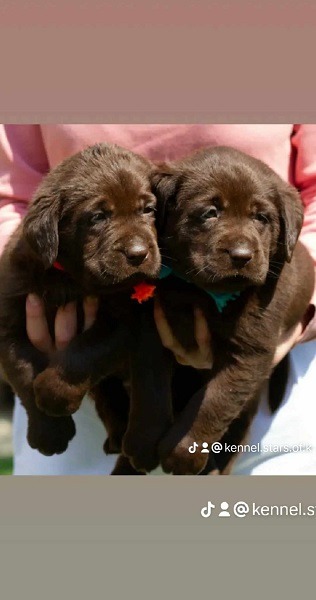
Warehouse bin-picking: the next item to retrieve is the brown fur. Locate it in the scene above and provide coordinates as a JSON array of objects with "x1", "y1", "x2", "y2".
[
  {"x1": 0, "y1": 143, "x2": 174, "y2": 469},
  {"x1": 148, "y1": 146, "x2": 315, "y2": 474},
  {"x1": 2, "y1": 143, "x2": 313, "y2": 476}
]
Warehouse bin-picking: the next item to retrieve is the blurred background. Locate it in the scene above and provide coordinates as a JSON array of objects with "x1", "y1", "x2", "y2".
[{"x1": 0, "y1": 376, "x2": 13, "y2": 474}]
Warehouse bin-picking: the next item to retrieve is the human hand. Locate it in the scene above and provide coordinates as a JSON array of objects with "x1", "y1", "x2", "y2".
[
  {"x1": 153, "y1": 299, "x2": 213, "y2": 369},
  {"x1": 154, "y1": 298, "x2": 316, "y2": 370},
  {"x1": 26, "y1": 294, "x2": 99, "y2": 417},
  {"x1": 26, "y1": 293, "x2": 99, "y2": 355},
  {"x1": 272, "y1": 304, "x2": 316, "y2": 366}
]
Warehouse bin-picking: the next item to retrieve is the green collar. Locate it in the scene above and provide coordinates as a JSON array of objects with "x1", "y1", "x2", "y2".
[{"x1": 159, "y1": 265, "x2": 241, "y2": 313}]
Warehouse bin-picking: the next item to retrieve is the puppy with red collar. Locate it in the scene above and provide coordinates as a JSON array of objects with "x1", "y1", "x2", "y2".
[{"x1": 0, "y1": 143, "x2": 171, "y2": 471}]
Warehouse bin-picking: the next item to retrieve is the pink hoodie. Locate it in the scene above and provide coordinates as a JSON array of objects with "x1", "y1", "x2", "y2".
[{"x1": 1, "y1": 124, "x2": 315, "y2": 339}]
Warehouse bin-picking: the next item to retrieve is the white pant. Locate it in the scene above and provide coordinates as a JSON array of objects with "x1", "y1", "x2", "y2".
[{"x1": 13, "y1": 341, "x2": 316, "y2": 475}]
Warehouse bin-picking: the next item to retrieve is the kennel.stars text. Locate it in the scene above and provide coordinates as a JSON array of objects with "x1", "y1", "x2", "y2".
[{"x1": 188, "y1": 442, "x2": 313, "y2": 454}]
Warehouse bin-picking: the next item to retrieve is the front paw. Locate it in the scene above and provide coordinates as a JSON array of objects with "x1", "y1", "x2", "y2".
[
  {"x1": 103, "y1": 433, "x2": 123, "y2": 455},
  {"x1": 34, "y1": 368, "x2": 86, "y2": 416},
  {"x1": 111, "y1": 455, "x2": 146, "y2": 475},
  {"x1": 122, "y1": 430, "x2": 162, "y2": 473},
  {"x1": 27, "y1": 414, "x2": 76, "y2": 456},
  {"x1": 159, "y1": 435, "x2": 209, "y2": 475}
]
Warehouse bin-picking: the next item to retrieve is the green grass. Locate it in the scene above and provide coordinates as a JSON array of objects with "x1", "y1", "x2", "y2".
[{"x1": 0, "y1": 457, "x2": 13, "y2": 475}]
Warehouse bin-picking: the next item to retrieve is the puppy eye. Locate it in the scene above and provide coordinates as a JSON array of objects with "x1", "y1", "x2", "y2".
[
  {"x1": 201, "y1": 206, "x2": 219, "y2": 220},
  {"x1": 253, "y1": 213, "x2": 269, "y2": 224},
  {"x1": 90, "y1": 211, "x2": 112, "y2": 224},
  {"x1": 143, "y1": 205, "x2": 156, "y2": 214}
]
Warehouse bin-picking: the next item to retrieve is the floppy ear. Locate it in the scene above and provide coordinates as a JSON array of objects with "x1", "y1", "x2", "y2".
[
  {"x1": 150, "y1": 164, "x2": 183, "y2": 232},
  {"x1": 23, "y1": 191, "x2": 60, "y2": 269},
  {"x1": 277, "y1": 182, "x2": 304, "y2": 262}
]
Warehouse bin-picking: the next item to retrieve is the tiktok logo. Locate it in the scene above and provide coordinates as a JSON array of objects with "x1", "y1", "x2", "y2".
[
  {"x1": 189, "y1": 442, "x2": 199, "y2": 453},
  {"x1": 187, "y1": 441, "x2": 211, "y2": 454},
  {"x1": 201, "y1": 501, "x2": 216, "y2": 518}
]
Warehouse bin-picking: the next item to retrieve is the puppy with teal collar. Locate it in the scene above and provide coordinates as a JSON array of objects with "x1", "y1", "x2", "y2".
[{"x1": 148, "y1": 146, "x2": 314, "y2": 475}]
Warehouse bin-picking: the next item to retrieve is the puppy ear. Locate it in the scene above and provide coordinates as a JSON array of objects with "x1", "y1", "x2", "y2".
[
  {"x1": 23, "y1": 191, "x2": 60, "y2": 269},
  {"x1": 277, "y1": 182, "x2": 304, "y2": 262},
  {"x1": 150, "y1": 164, "x2": 182, "y2": 232}
]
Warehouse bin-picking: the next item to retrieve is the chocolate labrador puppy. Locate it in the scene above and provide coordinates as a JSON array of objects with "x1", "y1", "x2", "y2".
[
  {"x1": 147, "y1": 146, "x2": 314, "y2": 474},
  {"x1": 107, "y1": 146, "x2": 313, "y2": 475},
  {"x1": 0, "y1": 142, "x2": 173, "y2": 470}
]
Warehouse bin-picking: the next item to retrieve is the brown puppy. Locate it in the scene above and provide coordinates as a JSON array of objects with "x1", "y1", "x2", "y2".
[
  {"x1": 148, "y1": 146, "x2": 315, "y2": 475},
  {"x1": 0, "y1": 143, "x2": 171, "y2": 469}
]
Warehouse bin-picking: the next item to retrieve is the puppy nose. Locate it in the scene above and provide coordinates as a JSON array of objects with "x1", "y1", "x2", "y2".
[
  {"x1": 124, "y1": 243, "x2": 149, "y2": 266},
  {"x1": 228, "y1": 244, "x2": 253, "y2": 267}
]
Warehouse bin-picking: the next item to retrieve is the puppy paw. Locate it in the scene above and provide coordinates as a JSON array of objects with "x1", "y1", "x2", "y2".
[
  {"x1": 34, "y1": 368, "x2": 86, "y2": 417},
  {"x1": 122, "y1": 431, "x2": 161, "y2": 473},
  {"x1": 199, "y1": 458, "x2": 220, "y2": 476},
  {"x1": 103, "y1": 433, "x2": 123, "y2": 455},
  {"x1": 159, "y1": 436, "x2": 209, "y2": 475},
  {"x1": 27, "y1": 415, "x2": 76, "y2": 456},
  {"x1": 111, "y1": 455, "x2": 146, "y2": 475}
]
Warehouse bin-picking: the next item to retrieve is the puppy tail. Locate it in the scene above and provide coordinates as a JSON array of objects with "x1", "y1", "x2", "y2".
[{"x1": 268, "y1": 355, "x2": 289, "y2": 413}]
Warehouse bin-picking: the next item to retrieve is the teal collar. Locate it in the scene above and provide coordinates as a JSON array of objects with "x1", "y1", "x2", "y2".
[{"x1": 159, "y1": 265, "x2": 241, "y2": 313}]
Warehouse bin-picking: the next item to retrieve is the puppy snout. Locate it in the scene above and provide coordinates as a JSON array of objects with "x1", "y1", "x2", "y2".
[
  {"x1": 123, "y1": 241, "x2": 149, "y2": 266},
  {"x1": 228, "y1": 244, "x2": 253, "y2": 268}
]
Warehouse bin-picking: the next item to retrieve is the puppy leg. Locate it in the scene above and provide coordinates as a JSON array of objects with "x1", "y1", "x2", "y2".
[
  {"x1": 198, "y1": 453, "x2": 220, "y2": 475},
  {"x1": 33, "y1": 322, "x2": 130, "y2": 416},
  {"x1": 158, "y1": 350, "x2": 274, "y2": 475},
  {"x1": 111, "y1": 455, "x2": 146, "y2": 475},
  {"x1": 122, "y1": 308, "x2": 174, "y2": 473},
  {"x1": 0, "y1": 340, "x2": 76, "y2": 455},
  {"x1": 172, "y1": 365, "x2": 221, "y2": 475},
  {"x1": 268, "y1": 356, "x2": 289, "y2": 413},
  {"x1": 214, "y1": 395, "x2": 259, "y2": 474},
  {"x1": 93, "y1": 377, "x2": 130, "y2": 455}
]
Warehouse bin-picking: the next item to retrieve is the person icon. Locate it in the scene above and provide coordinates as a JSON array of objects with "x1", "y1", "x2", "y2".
[
  {"x1": 219, "y1": 502, "x2": 231, "y2": 517},
  {"x1": 201, "y1": 442, "x2": 210, "y2": 453}
]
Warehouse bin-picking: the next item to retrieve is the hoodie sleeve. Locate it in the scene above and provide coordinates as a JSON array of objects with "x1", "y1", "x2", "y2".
[
  {"x1": 291, "y1": 124, "x2": 316, "y2": 341},
  {"x1": 0, "y1": 124, "x2": 49, "y2": 255}
]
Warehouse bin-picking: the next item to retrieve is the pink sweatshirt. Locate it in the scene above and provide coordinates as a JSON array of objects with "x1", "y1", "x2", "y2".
[{"x1": 1, "y1": 124, "x2": 316, "y2": 339}]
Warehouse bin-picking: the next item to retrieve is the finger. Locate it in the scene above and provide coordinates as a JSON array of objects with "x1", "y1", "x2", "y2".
[
  {"x1": 177, "y1": 349, "x2": 213, "y2": 370},
  {"x1": 153, "y1": 299, "x2": 184, "y2": 355},
  {"x1": 174, "y1": 353, "x2": 190, "y2": 366},
  {"x1": 55, "y1": 302, "x2": 78, "y2": 351},
  {"x1": 296, "y1": 304, "x2": 316, "y2": 344},
  {"x1": 154, "y1": 299, "x2": 213, "y2": 368},
  {"x1": 83, "y1": 296, "x2": 99, "y2": 331},
  {"x1": 26, "y1": 294, "x2": 54, "y2": 354},
  {"x1": 272, "y1": 322, "x2": 303, "y2": 367},
  {"x1": 194, "y1": 306, "x2": 212, "y2": 361}
]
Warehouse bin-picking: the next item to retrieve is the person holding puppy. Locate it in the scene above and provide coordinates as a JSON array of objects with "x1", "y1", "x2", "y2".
[{"x1": 0, "y1": 124, "x2": 316, "y2": 475}]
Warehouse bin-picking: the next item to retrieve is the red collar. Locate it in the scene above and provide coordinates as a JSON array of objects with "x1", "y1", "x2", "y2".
[
  {"x1": 52, "y1": 261, "x2": 156, "y2": 303},
  {"x1": 52, "y1": 261, "x2": 65, "y2": 272}
]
